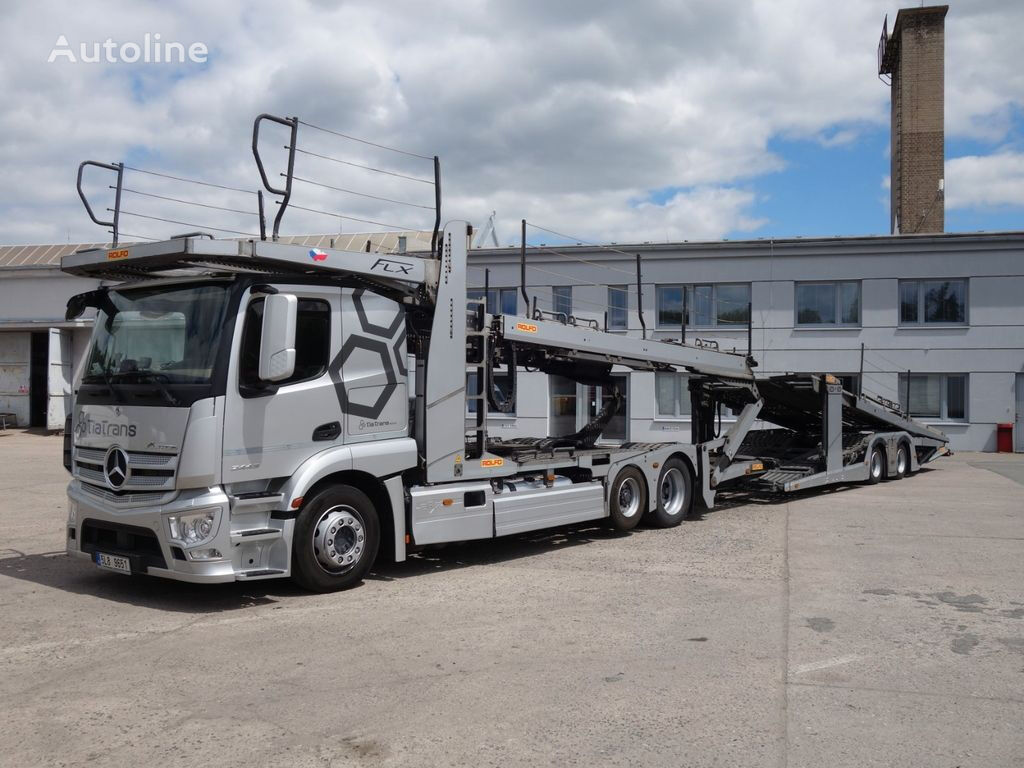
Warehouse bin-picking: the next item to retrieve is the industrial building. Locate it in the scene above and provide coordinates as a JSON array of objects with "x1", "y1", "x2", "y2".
[
  {"x1": 465, "y1": 230, "x2": 1024, "y2": 453},
  {"x1": 0, "y1": 4, "x2": 1020, "y2": 450}
]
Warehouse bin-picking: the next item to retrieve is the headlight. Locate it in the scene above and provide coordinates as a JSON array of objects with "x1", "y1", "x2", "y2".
[
  {"x1": 68, "y1": 499, "x2": 78, "y2": 524},
  {"x1": 166, "y1": 509, "x2": 220, "y2": 546}
]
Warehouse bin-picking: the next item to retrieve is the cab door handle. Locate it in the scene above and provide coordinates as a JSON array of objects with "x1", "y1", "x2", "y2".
[{"x1": 312, "y1": 421, "x2": 341, "y2": 441}]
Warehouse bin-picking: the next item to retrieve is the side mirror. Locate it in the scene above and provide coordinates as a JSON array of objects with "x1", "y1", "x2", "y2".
[{"x1": 258, "y1": 293, "x2": 297, "y2": 381}]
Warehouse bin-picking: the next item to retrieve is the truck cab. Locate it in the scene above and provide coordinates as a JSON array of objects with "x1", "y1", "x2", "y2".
[{"x1": 66, "y1": 266, "x2": 416, "y2": 589}]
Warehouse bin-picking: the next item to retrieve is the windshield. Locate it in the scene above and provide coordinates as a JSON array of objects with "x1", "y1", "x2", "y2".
[{"x1": 80, "y1": 283, "x2": 232, "y2": 405}]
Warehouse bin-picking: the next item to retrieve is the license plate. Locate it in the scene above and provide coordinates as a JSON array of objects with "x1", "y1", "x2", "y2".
[{"x1": 94, "y1": 552, "x2": 132, "y2": 574}]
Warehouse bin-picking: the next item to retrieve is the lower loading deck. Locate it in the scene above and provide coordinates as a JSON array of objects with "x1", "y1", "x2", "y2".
[{"x1": 486, "y1": 438, "x2": 672, "y2": 467}]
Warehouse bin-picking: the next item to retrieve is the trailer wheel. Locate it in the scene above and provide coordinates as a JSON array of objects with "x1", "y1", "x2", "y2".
[
  {"x1": 608, "y1": 466, "x2": 646, "y2": 531},
  {"x1": 291, "y1": 483, "x2": 380, "y2": 592},
  {"x1": 867, "y1": 447, "x2": 885, "y2": 484},
  {"x1": 647, "y1": 458, "x2": 693, "y2": 528},
  {"x1": 895, "y1": 443, "x2": 910, "y2": 479}
]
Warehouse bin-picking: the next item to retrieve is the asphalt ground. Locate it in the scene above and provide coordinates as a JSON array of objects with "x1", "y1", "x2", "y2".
[{"x1": 1, "y1": 429, "x2": 1022, "y2": 767}]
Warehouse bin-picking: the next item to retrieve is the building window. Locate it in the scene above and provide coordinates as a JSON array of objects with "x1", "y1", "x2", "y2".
[
  {"x1": 549, "y1": 376, "x2": 578, "y2": 436},
  {"x1": 837, "y1": 374, "x2": 860, "y2": 394},
  {"x1": 899, "y1": 279, "x2": 967, "y2": 325},
  {"x1": 466, "y1": 370, "x2": 515, "y2": 415},
  {"x1": 656, "y1": 283, "x2": 750, "y2": 328},
  {"x1": 655, "y1": 372, "x2": 691, "y2": 418},
  {"x1": 795, "y1": 281, "x2": 860, "y2": 326},
  {"x1": 608, "y1": 285, "x2": 628, "y2": 330},
  {"x1": 467, "y1": 288, "x2": 517, "y2": 316},
  {"x1": 898, "y1": 373, "x2": 967, "y2": 421},
  {"x1": 552, "y1": 286, "x2": 572, "y2": 318}
]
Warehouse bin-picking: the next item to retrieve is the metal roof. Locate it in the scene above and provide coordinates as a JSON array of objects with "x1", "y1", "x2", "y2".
[{"x1": 0, "y1": 231, "x2": 433, "y2": 269}]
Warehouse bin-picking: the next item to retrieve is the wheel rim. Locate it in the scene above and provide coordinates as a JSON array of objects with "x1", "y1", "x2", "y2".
[
  {"x1": 897, "y1": 447, "x2": 908, "y2": 474},
  {"x1": 618, "y1": 477, "x2": 641, "y2": 519},
  {"x1": 312, "y1": 504, "x2": 366, "y2": 574},
  {"x1": 660, "y1": 468, "x2": 686, "y2": 517},
  {"x1": 871, "y1": 451, "x2": 883, "y2": 479}
]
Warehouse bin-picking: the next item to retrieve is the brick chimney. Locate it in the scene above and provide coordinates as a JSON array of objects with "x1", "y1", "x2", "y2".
[{"x1": 878, "y1": 5, "x2": 948, "y2": 234}]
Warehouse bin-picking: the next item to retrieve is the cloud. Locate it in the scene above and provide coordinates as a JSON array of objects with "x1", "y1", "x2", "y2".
[
  {"x1": 945, "y1": 151, "x2": 1024, "y2": 209},
  {"x1": 0, "y1": 0, "x2": 1021, "y2": 245}
]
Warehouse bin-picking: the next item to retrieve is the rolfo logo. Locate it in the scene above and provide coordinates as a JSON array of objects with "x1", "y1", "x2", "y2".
[{"x1": 47, "y1": 34, "x2": 208, "y2": 64}]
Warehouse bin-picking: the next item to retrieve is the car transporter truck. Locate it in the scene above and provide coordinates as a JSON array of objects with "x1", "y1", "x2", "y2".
[{"x1": 61, "y1": 113, "x2": 950, "y2": 592}]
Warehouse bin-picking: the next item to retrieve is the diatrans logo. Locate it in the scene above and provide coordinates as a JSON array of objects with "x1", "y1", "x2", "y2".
[
  {"x1": 75, "y1": 414, "x2": 137, "y2": 438},
  {"x1": 48, "y1": 34, "x2": 208, "y2": 64}
]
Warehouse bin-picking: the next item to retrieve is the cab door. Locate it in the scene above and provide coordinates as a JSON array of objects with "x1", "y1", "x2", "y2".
[{"x1": 221, "y1": 284, "x2": 342, "y2": 486}]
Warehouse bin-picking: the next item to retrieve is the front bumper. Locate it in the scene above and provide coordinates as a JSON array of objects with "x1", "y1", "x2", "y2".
[{"x1": 66, "y1": 481, "x2": 293, "y2": 584}]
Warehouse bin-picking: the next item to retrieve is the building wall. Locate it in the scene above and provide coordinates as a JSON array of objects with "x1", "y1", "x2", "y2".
[
  {"x1": 0, "y1": 332, "x2": 30, "y2": 425},
  {"x1": 1, "y1": 233, "x2": 1021, "y2": 448},
  {"x1": 0, "y1": 267, "x2": 99, "y2": 427},
  {"x1": 468, "y1": 233, "x2": 1024, "y2": 452}
]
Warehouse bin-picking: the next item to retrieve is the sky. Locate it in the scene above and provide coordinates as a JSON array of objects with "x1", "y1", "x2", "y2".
[{"x1": 0, "y1": 0, "x2": 1021, "y2": 247}]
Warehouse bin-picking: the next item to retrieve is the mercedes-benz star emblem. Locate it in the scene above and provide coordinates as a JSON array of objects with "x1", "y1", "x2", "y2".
[{"x1": 104, "y1": 446, "x2": 129, "y2": 489}]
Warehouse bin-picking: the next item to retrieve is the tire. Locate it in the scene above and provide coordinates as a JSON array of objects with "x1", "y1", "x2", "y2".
[
  {"x1": 291, "y1": 483, "x2": 380, "y2": 592},
  {"x1": 866, "y1": 446, "x2": 885, "y2": 485},
  {"x1": 608, "y1": 466, "x2": 647, "y2": 531},
  {"x1": 895, "y1": 443, "x2": 910, "y2": 479},
  {"x1": 647, "y1": 458, "x2": 694, "y2": 528}
]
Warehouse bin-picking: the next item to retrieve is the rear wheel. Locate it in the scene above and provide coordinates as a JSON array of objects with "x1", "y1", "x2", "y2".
[
  {"x1": 895, "y1": 443, "x2": 910, "y2": 479},
  {"x1": 866, "y1": 447, "x2": 885, "y2": 485},
  {"x1": 648, "y1": 458, "x2": 693, "y2": 528},
  {"x1": 608, "y1": 466, "x2": 646, "y2": 531},
  {"x1": 291, "y1": 483, "x2": 379, "y2": 592}
]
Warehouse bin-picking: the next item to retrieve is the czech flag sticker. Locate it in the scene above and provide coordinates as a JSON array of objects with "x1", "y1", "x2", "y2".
[{"x1": 309, "y1": 248, "x2": 328, "y2": 262}]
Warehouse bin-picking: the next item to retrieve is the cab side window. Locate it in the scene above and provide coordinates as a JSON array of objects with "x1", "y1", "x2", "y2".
[{"x1": 239, "y1": 297, "x2": 331, "y2": 393}]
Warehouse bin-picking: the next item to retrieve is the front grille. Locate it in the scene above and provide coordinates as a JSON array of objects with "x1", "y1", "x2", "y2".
[
  {"x1": 79, "y1": 519, "x2": 168, "y2": 572},
  {"x1": 74, "y1": 446, "x2": 178, "y2": 494}
]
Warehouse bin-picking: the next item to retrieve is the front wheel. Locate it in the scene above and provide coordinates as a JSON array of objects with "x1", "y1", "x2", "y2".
[
  {"x1": 647, "y1": 458, "x2": 693, "y2": 528},
  {"x1": 608, "y1": 466, "x2": 647, "y2": 531},
  {"x1": 291, "y1": 483, "x2": 380, "y2": 592}
]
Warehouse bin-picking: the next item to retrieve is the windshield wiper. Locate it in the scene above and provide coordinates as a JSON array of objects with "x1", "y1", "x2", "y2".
[
  {"x1": 109, "y1": 371, "x2": 180, "y2": 406},
  {"x1": 83, "y1": 367, "x2": 124, "y2": 403}
]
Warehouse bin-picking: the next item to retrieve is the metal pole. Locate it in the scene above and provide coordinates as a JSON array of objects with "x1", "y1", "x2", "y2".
[
  {"x1": 257, "y1": 190, "x2": 266, "y2": 241},
  {"x1": 681, "y1": 288, "x2": 688, "y2": 344},
  {"x1": 484, "y1": 268, "x2": 490, "y2": 314},
  {"x1": 431, "y1": 156, "x2": 441, "y2": 259},
  {"x1": 747, "y1": 301, "x2": 752, "y2": 359},
  {"x1": 859, "y1": 343, "x2": 865, "y2": 396},
  {"x1": 636, "y1": 254, "x2": 646, "y2": 340},
  {"x1": 111, "y1": 162, "x2": 124, "y2": 246},
  {"x1": 905, "y1": 369, "x2": 911, "y2": 416},
  {"x1": 520, "y1": 219, "x2": 529, "y2": 311}
]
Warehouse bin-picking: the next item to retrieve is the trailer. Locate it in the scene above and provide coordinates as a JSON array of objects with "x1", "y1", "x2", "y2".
[{"x1": 60, "y1": 116, "x2": 948, "y2": 592}]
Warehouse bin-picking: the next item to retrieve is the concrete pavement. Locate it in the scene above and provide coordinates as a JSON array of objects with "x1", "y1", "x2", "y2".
[{"x1": 0, "y1": 429, "x2": 1022, "y2": 767}]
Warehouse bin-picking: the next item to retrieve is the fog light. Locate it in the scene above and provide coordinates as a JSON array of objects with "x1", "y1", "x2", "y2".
[
  {"x1": 67, "y1": 499, "x2": 78, "y2": 525},
  {"x1": 188, "y1": 548, "x2": 223, "y2": 561},
  {"x1": 166, "y1": 509, "x2": 220, "y2": 546}
]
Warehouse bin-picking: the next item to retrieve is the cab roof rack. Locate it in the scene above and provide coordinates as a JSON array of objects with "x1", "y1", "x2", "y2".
[{"x1": 62, "y1": 236, "x2": 434, "y2": 296}]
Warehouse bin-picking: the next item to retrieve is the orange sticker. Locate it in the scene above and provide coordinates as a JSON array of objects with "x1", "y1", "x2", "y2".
[
  {"x1": 107, "y1": 249, "x2": 130, "y2": 260},
  {"x1": 514, "y1": 322, "x2": 538, "y2": 333},
  {"x1": 480, "y1": 458, "x2": 504, "y2": 468}
]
